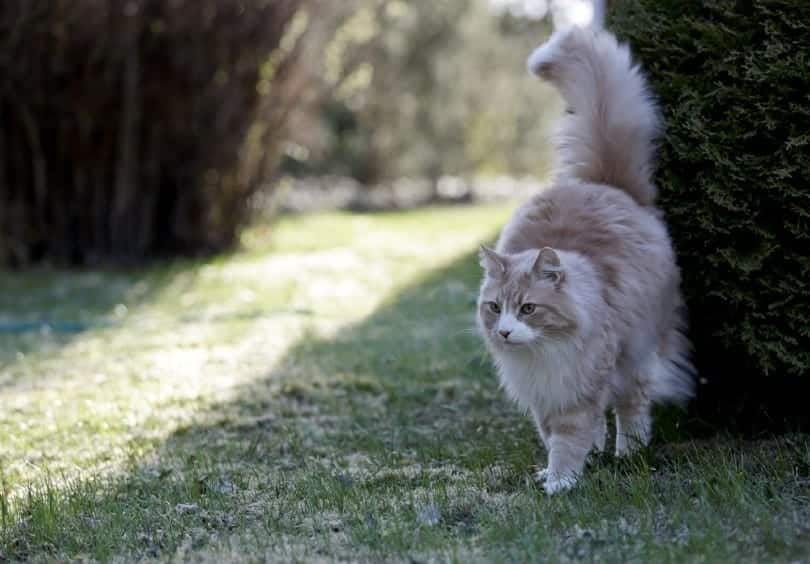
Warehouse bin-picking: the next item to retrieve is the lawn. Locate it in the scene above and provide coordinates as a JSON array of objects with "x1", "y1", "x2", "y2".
[{"x1": 1, "y1": 204, "x2": 809, "y2": 562}]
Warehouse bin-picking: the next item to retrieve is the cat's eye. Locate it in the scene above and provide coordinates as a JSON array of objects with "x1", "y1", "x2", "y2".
[
  {"x1": 520, "y1": 303, "x2": 536, "y2": 315},
  {"x1": 487, "y1": 302, "x2": 501, "y2": 314},
  {"x1": 543, "y1": 271, "x2": 560, "y2": 283}
]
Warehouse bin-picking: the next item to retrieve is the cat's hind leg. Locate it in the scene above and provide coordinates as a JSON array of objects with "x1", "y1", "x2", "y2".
[
  {"x1": 593, "y1": 413, "x2": 607, "y2": 453},
  {"x1": 614, "y1": 397, "x2": 652, "y2": 456}
]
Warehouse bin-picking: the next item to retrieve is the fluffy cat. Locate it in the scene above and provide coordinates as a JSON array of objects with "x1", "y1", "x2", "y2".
[{"x1": 476, "y1": 25, "x2": 694, "y2": 494}]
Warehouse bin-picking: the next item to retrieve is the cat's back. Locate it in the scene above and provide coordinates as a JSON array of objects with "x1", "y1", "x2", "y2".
[{"x1": 496, "y1": 180, "x2": 675, "y2": 284}]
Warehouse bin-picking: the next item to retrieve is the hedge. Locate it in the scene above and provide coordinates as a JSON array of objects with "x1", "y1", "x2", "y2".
[
  {"x1": 0, "y1": 0, "x2": 308, "y2": 266},
  {"x1": 610, "y1": 1, "x2": 810, "y2": 426}
]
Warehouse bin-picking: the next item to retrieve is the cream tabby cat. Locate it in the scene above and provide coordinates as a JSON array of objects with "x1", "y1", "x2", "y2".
[{"x1": 477, "y1": 26, "x2": 694, "y2": 494}]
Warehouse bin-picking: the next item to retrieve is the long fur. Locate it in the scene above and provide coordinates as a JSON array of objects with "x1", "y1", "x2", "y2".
[
  {"x1": 476, "y1": 26, "x2": 695, "y2": 494},
  {"x1": 527, "y1": 26, "x2": 660, "y2": 207}
]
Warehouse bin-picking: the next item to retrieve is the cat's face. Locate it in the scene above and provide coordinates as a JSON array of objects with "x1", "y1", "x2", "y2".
[{"x1": 477, "y1": 246, "x2": 578, "y2": 351}]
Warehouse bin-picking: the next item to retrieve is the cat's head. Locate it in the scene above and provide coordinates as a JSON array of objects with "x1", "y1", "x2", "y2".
[{"x1": 476, "y1": 245, "x2": 581, "y2": 351}]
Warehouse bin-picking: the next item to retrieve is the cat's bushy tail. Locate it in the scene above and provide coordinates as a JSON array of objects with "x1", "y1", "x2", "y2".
[
  {"x1": 528, "y1": 26, "x2": 659, "y2": 206},
  {"x1": 650, "y1": 310, "x2": 696, "y2": 405}
]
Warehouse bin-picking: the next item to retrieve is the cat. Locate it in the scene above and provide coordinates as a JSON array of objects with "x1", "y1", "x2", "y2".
[{"x1": 476, "y1": 25, "x2": 694, "y2": 494}]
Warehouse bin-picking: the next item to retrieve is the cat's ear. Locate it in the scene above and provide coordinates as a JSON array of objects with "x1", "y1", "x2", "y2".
[
  {"x1": 479, "y1": 245, "x2": 507, "y2": 278},
  {"x1": 532, "y1": 247, "x2": 565, "y2": 287}
]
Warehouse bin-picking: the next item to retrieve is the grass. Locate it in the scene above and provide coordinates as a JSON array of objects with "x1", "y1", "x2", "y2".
[{"x1": 0, "y1": 204, "x2": 809, "y2": 562}]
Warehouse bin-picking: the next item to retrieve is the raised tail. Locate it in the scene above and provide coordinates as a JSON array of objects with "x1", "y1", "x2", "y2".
[{"x1": 527, "y1": 26, "x2": 660, "y2": 206}]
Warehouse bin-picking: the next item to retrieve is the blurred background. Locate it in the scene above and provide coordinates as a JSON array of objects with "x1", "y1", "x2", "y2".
[{"x1": 0, "y1": 0, "x2": 567, "y2": 267}]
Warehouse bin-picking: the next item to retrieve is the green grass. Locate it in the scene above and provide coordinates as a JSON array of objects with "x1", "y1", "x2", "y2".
[{"x1": 1, "y1": 204, "x2": 809, "y2": 562}]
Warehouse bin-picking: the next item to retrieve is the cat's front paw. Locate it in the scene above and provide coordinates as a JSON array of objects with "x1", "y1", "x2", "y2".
[
  {"x1": 543, "y1": 473, "x2": 578, "y2": 495},
  {"x1": 535, "y1": 467, "x2": 549, "y2": 482}
]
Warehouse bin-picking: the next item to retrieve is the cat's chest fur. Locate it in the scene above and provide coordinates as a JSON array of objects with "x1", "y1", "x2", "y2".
[{"x1": 492, "y1": 342, "x2": 587, "y2": 415}]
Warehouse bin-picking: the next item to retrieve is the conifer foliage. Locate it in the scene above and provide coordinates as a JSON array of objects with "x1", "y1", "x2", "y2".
[{"x1": 611, "y1": 1, "x2": 810, "y2": 405}]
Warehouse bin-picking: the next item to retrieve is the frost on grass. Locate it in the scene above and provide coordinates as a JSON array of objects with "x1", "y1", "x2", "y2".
[{"x1": 416, "y1": 501, "x2": 442, "y2": 527}]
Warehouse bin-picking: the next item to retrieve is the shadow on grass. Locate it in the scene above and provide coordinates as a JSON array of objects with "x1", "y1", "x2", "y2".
[
  {"x1": 1, "y1": 246, "x2": 535, "y2": 560},
  {"x1": 1, "y1": 243, "x2": 785, "y2": 561}
]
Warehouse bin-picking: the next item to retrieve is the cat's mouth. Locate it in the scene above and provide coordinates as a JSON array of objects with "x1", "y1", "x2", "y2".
[{"x1": 497, "y1": 338, "x2": 530, "y2": 348}]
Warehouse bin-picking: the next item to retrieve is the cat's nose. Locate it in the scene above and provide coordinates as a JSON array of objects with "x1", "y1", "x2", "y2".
[{"x1": 499, "y1": 329, "x2": 511, "y2": 339}]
